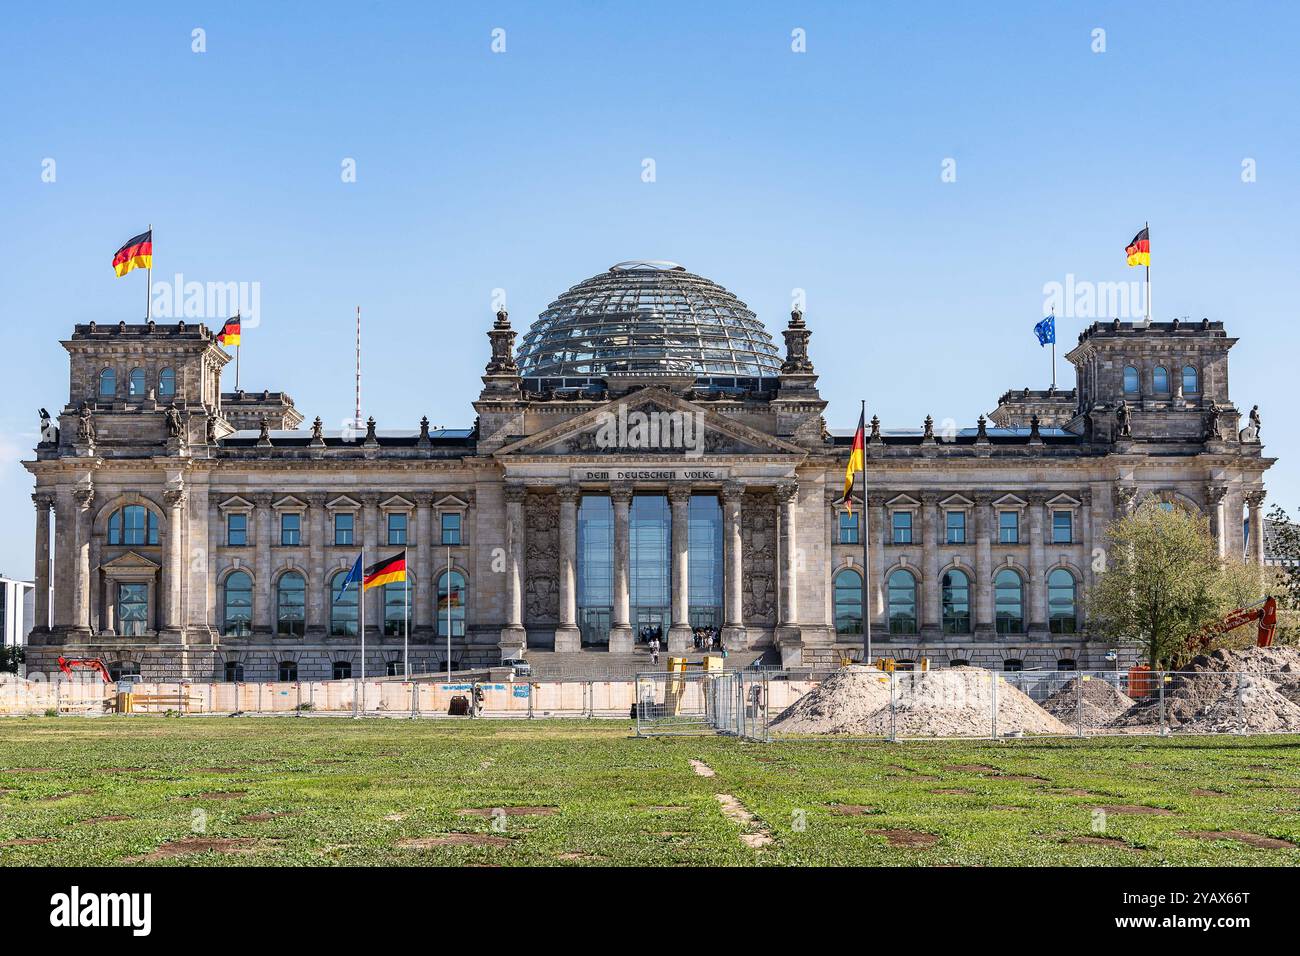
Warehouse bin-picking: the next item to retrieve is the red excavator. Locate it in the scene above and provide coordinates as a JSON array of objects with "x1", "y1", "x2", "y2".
[
  {"x1": 56, "y1": 656, "x2": 113, "y2": 683},
  {"x1": 1185, "y1": 596, "x2": 1278, "y2": 656}
]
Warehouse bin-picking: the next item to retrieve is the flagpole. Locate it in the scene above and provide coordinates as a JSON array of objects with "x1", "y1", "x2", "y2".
[
  {"x1": 234, "y1": 311, "x2": 241, "y2": 391},
  {"x1": 359, "y1": 545, "x2": 366, "y2": 686},
  {"x1": 1145, "y1": 220, "x2": 1151, "y2": 325},
  {"x1": 403, "y1": 554, "x2": 410, "y2": 679},
  {"x1": 861, "y1": 399, "x2": 872, "y2": 668},
  {"x1": 145, "y1": 223, "x2": 152, "y2": 321}
]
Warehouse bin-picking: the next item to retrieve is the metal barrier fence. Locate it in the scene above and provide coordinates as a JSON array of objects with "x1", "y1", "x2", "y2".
[
  {"x1": 739, "y1": 667, "x2": 1300, "y2": 742},
  {"x1": 634, "y1": 671, "x2": 745, "y2": 736}
]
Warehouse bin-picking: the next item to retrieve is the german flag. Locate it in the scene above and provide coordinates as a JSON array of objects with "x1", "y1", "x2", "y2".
[
  {"x1": 844, "y1": 407, "x2": 865, "y2": 514},
  {"x1": 111, "y1": 230, "x2": 153, "y2": 277},
  {"x1": 216, "y1": 314, "x2": 241, "y2": 347},
  {"x1": 1125, "y1": 226, "x2": 1150, "y2": 267},
  {"x1": 362, "y1": 551, "x2": 407, "y2": 590}
]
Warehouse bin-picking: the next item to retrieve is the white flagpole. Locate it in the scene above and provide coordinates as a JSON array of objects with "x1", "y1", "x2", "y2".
[
  {"x1": 403, "y1": 553, "x2": 410, "y2": 679},
  {"x1": 1145, "y1": 221, "x2": 1152, "y2": 324},
  {"x1": 359, "y1": 547, "x2": 366, "y2": 684},
  {"x1": 445, "y1": 545, "x2": 452, "y2": 681},
  {"x1": 861, "y1": 401, "x2": 871, "y2": 667},
  {"x1": 145, "y1": 223, "x2": 153, "y2": 320}
]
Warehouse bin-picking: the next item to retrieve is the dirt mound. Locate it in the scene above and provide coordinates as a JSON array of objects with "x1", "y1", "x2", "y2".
[
  {"x1": 1189, "y1": 646, "x2": 1300, "y2": 706},
  {"x1": 1041, "y1": 677, "x2": 1134, "y2": 726},
  {"x1": 1111, "y1": 669, "x2": 1300, "y2": 734},
  {"x1": 770, "y1": 665, "x2": 1072, "y2": 737}
]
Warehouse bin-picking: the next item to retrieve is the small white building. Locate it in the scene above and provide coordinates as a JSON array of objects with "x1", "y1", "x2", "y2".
[{"x1": 1, "y1": 576, "x2": 35, "y2": 650}]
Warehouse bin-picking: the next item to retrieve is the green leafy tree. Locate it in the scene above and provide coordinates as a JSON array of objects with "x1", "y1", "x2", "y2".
[
  {"x1": 1265, "y1": 504, "x2": 1300, "y2": 606},
  {"x1": 1089, "y1": 499, "x2": 1267, "y2": 668},
  {"x1": 0, "y1": 645, "x2": 23, "y2": 674}
]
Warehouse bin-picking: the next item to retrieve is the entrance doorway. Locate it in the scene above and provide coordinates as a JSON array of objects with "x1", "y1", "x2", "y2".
[{"x1": 579, "y1": 607, "x2": 611, "y2": 647}]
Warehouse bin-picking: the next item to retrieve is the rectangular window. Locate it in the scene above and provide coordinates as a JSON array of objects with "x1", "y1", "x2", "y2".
[
  {"x1": 387, "y1": 512, "x2": 408, "y2": 546},
  {"x1": 334, "y1": 512, "x2": 354, "y2": 546},
  {"x1": 838, "y1": 511, "x2": 859, "y2": 545},
  {"x1": 226, "y1": 513, "x2": 247, "y2": 547},
  {"x1": 1052, "y1": 510, "x2": 1073, "y2": 544},
  {"x1": 891, "y1": 511, "x2": 912, "y2": 545},
  {"x1": 440, "y1": 512, "x2": 462, "y2": 545},
  {"x1": 280, "y1": 512, "x2": 301, "y2": 546},
  {"x1": 945, "y1": 510, "x2": 966, "y2": 544},
  {"x1": 998, "y1": 511, "x2": 1019, "y2": 544}
]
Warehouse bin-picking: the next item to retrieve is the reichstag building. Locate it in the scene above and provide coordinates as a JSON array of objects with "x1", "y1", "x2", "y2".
[{"x1": 24, "y1": 260, "x2": 1274, "y2": 679}]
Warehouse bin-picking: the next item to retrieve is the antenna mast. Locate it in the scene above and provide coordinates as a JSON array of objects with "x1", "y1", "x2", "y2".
[{"x1": 355, "y1": 305, "x2": 362, "y2": 430}]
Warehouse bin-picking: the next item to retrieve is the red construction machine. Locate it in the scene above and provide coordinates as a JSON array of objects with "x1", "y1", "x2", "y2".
[
  {"x1": 1185, "y1": 596, "x2": 1278, "y2": 656},
  {"x1": 56, "y1": 656, "x2": 113, "y2": 683}
]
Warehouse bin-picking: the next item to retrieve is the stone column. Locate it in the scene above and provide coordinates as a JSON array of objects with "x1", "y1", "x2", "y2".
[
  {"x1": 775, "y1": 481, "x2": 800, "y2": 643},
  {"x1": 921, "y1": 493, "x2": 941, "y2": 636},
  {"x1": 306, "y1": 494, "x2": 327, "y2": 633},
  {"x1": 867, "y1": 493, "x2": 886, "y2": 630},
  {"x1": 554, "y1": 484, "x2": 581, "y2": 651},
  {"x1": 32, "y1": 494, "x2": 53, "y2": 632},
  {"x1": 162, "y1": 487, "x2": 188, "y2": 638},
  {"x1": 720, "y1": 482, "x2": 746, "y2": 649},
  {"x1": 973, "y1": 494, "x2": 993, "y2": 634},
  {"x1": 609, "y1": 484, "x2": 633, "y2": 652},
  {"x1": 414, "y1": 494, "x2": 433, "y2": 632},
  {"x1": 361, "y1": 494, "x2": 380, "y2": 637},
  {"x1": 1027, "y1": 495, "x2": 1046, "y2": 633},
  {"x1": 1206, "y1": 484, "x2": 1227, "y2": 559},
  {"x1": 71, "y1": 486, "x2": 94, "y2": 635},
  {"x1": 499, "y1": 484, "x2": 527, "y2": 656},
  {"x1": 253, "y1": 493, "x2": 273, "y2": 635},
  {"x1": 666, "y1": 484, "x2": 693, "y2": 652},
  {"x1": 1246, "y1": 489, "x2": 1266, "y2": 564}
]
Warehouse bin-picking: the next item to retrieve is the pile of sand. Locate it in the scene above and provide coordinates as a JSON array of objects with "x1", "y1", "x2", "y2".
[
  {"x1": 770, "y1": 665, "x2": 1072, "y2": 737},
  {"x1": 1110, "y1": 646, "x2": 1300, "y2": 733},
  {"x1": 1041, "y1": 677, "x2": 1135, "y2": 726}
]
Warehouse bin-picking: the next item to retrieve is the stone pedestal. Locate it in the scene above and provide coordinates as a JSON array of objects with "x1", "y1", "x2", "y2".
[{"x1": 608, "y1": 626, "x2": 634, "y2": 654}]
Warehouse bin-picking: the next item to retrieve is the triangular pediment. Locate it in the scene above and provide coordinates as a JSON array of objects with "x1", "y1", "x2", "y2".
[
  {"x1": 494, "y1": 387, "x2": 806, "y2": 458},
  {"x1": 993, "y1": 494, "x2": 1027, "y2": 508},
  {"x1": 272, "y1": 495, "x2": 307, "y2": 511},
  {"x1": 886, "y1": 493, "x2": 921, "y2": 509},
  {"x1": 326, "y1": 495, "x2": 361, "y2": 511},
  {"x1": 100, "y1": 550, "x2": 161, "y2": 571},
  {"x1": 940, "y1": 494, "x2": 974, "y2": 509},
  {"x1": 218, "y1": 495, "x2": 254, "y2": 513},
  {"x1": 380, "y1": 494, "x2": 414, "y2": 511},
  {"x1": 435, "y1": 494, "x2": 469, "y2": 510},
  {"x1": 1046, "y1": 493, "x2": 1081, "y2": 508}
]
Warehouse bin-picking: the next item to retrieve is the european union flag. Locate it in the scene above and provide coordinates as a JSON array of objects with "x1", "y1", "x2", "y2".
[
  {"x1": 1034, "y1": 314, "x2": 1056, "y2": 347},
  {"x1": 333, "y1": 553, "x2": 363, "y2": 604}
]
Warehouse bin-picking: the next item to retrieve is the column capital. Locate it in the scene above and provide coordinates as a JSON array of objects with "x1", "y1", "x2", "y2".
[
  {"x1": 667, "y1": 483, "x2": 693, "y2": 504},
  {"x1": 775, "y1": 481, "x2": 799, "y2": 504},
  {"x1": 306, "y1": 492, "x2": 330, "y2": 509},
  {"x1": 504, "y1": 483, "x2": 528, "y2": 505},
  {"x1": 721, "y1": 481, "x2": 745, "y2": 504},
  {"x1": 72, "y1": 487, "x2": 95, "y2": 509},
  {"x1": 163, "y1": 488, "x2": 188, "y2": 510},
  {"x1": 556, "y1": 483, "x2": 581, "y2": 503},
  {"x1": 1245, "y1": 488, "x2": 1267, "y2": 508},
  {"x1": 32, "y1": 492, "x2": 55, "y2": 511},
  {"x1": 920, "y1": 491, "x2": 942, "y2": 506},
  {"x1": 414, "y1": 492, "x2": 437, "y2": 508},
  {"x1": 252, "y1": 491, "x2": 274, "y2": 508},
  {"x1": 1204, "y1": 483, "x2": 1228, "y2": 505},
  {"x1": 609, "y1": 482, "x2": 634, "y2": 504},
  {"x1": 359, "y1": 492, "x2": 382, "y2": 508}
]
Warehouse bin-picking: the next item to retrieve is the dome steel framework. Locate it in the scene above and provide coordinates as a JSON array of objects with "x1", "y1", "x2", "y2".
[{"x1": 515, "y1": 261, "x2": 783, "y2": 379}]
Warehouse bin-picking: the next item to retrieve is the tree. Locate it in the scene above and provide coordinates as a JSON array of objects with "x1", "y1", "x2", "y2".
[
  {"x1": 0, "y1": 645, "x2": 23, "y2": 675},
  {"x1": 1265, "y1": 504, "x2": 1300, "y2": 606},
  {"x1": 1089, "y1": 499, "x2": 1267, "y2": 668}
]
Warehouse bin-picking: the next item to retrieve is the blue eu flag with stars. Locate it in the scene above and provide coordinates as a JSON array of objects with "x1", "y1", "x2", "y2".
[{"x1": 1034, "y1": 314, "x2": 1055, "y2": 347}]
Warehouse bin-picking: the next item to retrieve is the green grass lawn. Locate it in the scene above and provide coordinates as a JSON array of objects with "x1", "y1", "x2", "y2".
[{"x1": 1, "y1": 717, "x2": 1298, "y2": 866}]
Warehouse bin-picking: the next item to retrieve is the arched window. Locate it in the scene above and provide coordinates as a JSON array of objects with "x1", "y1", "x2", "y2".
[
  {"x1": 887, "y1": 569, "x2": 917, "y2": 635},
  {"x1": 1182, "y1": 365, "x2": 1198, "y2": 394},
  {"x1": 1003, "y1": 658, "x2": 1024, "y2": 672},
  {"x1": 1057, "y1": 658, "x2": 1077, "y2": 671},
  {"x1": 1048, "y1": 568, "x2": 1077, "y2": 634},
  {"x1": 224, "y1": 661, "x2": 245, "y2": 682},
  {"x1": 99, "y1": 367, "x2": 116, "y2": 397},
  {"x1": 994, "y1": 569, "x2": 1024, "y2": 635},
  {"x1": 330, "y1": 569, "x2": 359, "y2": 637},
  {"x1": 833, "y1": 568, "x2": 863, "y2": 635},
  {"x1": 949, "y1": 659, "x2": 970, "y2": 668},
  {"x1": 108, "y1": 504, "x2": 159, "y2": 546},
  {"x1": 1123, "y1": 366, "x2": 1139, "y2": 395},
  {"x1": 1153, "y1": 366, "x2": 1169, "y2": 393},
  {"x1": 108, "y1": 661, "x2": 140, "y2": 682},
  {"x1": 276, "y1": 572, "x2": 306, "y2": 636},
  {"x1": 383, "y1": 580, "x2": 412, "y2": 636},
  {"x1": 278, "y1": 661, "x2": 298, "y2": 682},
  {"x1": 436, "y1": 570, "x2": 466, "y2": 638},
  {"x1": 385, "y1": 660, "x2": 406, "y2": 677},
  {"x1": 159, "y1": 367, "x2": 176, "y2": 399},
  {"x1": 332, "y1": 660, "x2": 352, "y2": 680},
  {"x1": 128, "y1": 367, "x2": 146, "y2": 398},
  {"x1": 941, "y1": 569, "x2": 970, "y2": 634},
  {"x1": 222, "y1": 571, "x2": 253, "y2": 637}
]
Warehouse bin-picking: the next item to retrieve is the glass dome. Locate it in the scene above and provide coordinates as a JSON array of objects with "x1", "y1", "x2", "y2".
[{"x1": 516, "y1": 261, "x2": 783, "y2": 379}]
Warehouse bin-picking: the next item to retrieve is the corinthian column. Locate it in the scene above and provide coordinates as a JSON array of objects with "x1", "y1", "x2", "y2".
[
  {"x1": 253, "y1": 492, "x2": 273, "y2": 635},
  {"x1": 609, "y1": 484, "x2": 633, "y2": 653},
  {"x1": 667, "y1": 484, "x2": 693, "y2": 652},
  {"x1": 162, "y1": 486, "x2": 188, "y2": 638},
  {"x1": 1027, "y1": 495, "x2": 1046, "y2": 633},
  {"x1": 306, "y1": 494, "x2": 327, "y2": 633},
  {"x1": 414, "y1": 494, "x2": 433, "y2": 633},
  {"x1": 1206, "y1": 484, "x2": 1227, "y2": 559},
  {"x1": 720, "y1": 482, "x2": 746, "y2": 649},
  {"x1": 1246, "y1": 489, "x2": 1267, "y2": 564},
  {"x1": 555, "y1": 484, "x2": 581, "y2": 651},
  {"x1": 499, "y1": 483, "x2": 527, "y2": 656},
  {"x1": 775, "y1": 481, "x2": 800, "y2": 643},
  {"x1": 32, "y1": 493, "x2": 53, "y2": 633},
  {"x1": 71, "y1": 485, "x2": 94, "y2": 636},
  {"x1": 921, "y1": 493, "x2": 941, "y2": 637},
  {"x1": 973, "y1": 494, "x2": 993, "y2": 635}
]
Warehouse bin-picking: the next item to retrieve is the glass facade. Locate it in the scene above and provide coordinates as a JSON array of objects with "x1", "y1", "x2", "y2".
[
  {"x1": 833, "y1": 569, "x2": 862, "y2": 635},
  {"x1": 687, "y1": 494, "x2": 723, "y2": 627},
  {"x1": 516, "y1": 261, "x2": 783, "y2": 379},
  {"x1": 630, "y1": 495, "x2": 671, "y2": 633},
  {"x1": 118, "y1": 582, "x2": 149, "y2": 637},
  {"x1": 941, "y1": 569, "x2": 970, "y2": 634},
  {"x1": 994, "y1": 569, "x2": 1024, "y2": 634},
  {"x1": 576, "y1": 495, "x2": 613, "y2": 645}
]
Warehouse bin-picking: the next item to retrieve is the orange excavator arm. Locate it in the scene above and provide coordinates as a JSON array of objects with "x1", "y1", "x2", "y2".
[
  {"x1": 1186, "y1": 596, "x2": 1277, "y2": 654},
  {"x1": 56, "y1": 656, "x2": 113, "y2": 683}
]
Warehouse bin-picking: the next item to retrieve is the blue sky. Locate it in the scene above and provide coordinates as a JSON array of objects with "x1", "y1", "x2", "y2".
[{"x1": 2, "y1": 1, "x2": 1298, "y2": 578}]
